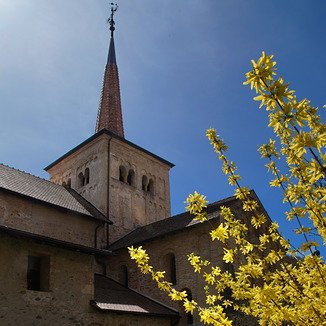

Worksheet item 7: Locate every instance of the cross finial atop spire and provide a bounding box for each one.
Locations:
[108,3,118,37]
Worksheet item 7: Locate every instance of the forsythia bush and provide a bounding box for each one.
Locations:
[129,52,326,325]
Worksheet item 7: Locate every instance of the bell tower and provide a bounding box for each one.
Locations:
[45,4,174,244]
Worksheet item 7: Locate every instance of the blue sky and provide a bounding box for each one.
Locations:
[1,0,326,254]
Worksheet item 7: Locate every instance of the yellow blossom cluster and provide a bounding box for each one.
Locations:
[130,52,326,325]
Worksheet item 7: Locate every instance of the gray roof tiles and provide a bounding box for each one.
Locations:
[108,191,266,252]
[93,274,179,318]
[0,163,94,217]
[107,197,231,252]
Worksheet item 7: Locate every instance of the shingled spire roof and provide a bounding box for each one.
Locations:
[95,5,124,137]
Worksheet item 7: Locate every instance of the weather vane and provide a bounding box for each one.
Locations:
[108,3,118,36]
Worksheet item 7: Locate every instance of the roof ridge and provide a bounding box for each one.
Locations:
[133,193,237,229]
[0,162,51,183]
[108,193,257,252]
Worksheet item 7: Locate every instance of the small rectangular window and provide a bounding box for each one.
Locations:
[27,254,50,291]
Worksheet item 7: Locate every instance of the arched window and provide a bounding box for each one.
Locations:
[84,168,90,185]
[67,179,71,188]
[223,261,234,275]
[119,166,127,183]
[127,169,135,186]
[78,172,84,188]
[169,253,176,285]
[148,178,154,194]
[117,265,128,287]
[142,175,148,191]
[222,262,234,299]
[142,176,154,194]
[162,253,176,285]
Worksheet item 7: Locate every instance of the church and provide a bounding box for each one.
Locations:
[0,7,267,326]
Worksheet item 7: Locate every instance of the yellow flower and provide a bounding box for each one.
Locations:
[206,295,217,305]
[169,289,187,301]
[204,272,215,285]
[184,299,197,314]
[210,223,229,243]
[185,191,209,215]
[223,249,234,264]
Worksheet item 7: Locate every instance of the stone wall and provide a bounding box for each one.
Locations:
[107,204,265,326]
[109,137,172,242]
[0,191,105,248]
[47,135,109,216]
[107,221,221,326]
[0,233,173,326]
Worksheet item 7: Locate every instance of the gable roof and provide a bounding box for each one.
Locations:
[108,191,267,252]
[92,274,179,318]
[0,163,108,222]
[108,194,239,251]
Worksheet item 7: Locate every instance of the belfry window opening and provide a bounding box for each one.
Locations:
[78,168,90,188]
[142,175,154,194]
[120,166,135,187]
[127,169,135,186]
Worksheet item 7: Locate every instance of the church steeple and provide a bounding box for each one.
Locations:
[95,4,124,137]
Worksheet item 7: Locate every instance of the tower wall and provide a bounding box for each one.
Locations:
[46,134,109,216]
[109,137,172,242]
[46,132,173,244]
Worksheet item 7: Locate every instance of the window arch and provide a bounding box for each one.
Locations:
[169,253,176,285]
[78,168,90,188]
[84,168,90,185]
[142,175,154,194]
[119,166,127,182]
[184,289,194,324]
[148,178,154,194]
[119,166,135,187]
[127,169,135,186]
[78,172,84,188]
[142,175,148,191]
[162,252,176,285]
[222,262,234,299]
[67,178,71,188]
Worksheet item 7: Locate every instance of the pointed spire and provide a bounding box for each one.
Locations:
[95,3,124,137]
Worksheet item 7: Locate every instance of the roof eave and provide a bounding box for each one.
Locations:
[44,129,174,171]
[90,301,179,318]
[0,225,112,255]
[0,186,108,222]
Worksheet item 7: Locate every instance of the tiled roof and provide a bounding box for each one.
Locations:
[92,274,179,318]
[95,32,124,136]
[108,191,266,252]
[0,163,105,220]
[108,195,240,251]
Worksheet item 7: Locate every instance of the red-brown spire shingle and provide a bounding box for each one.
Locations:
[95,31,124,137]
